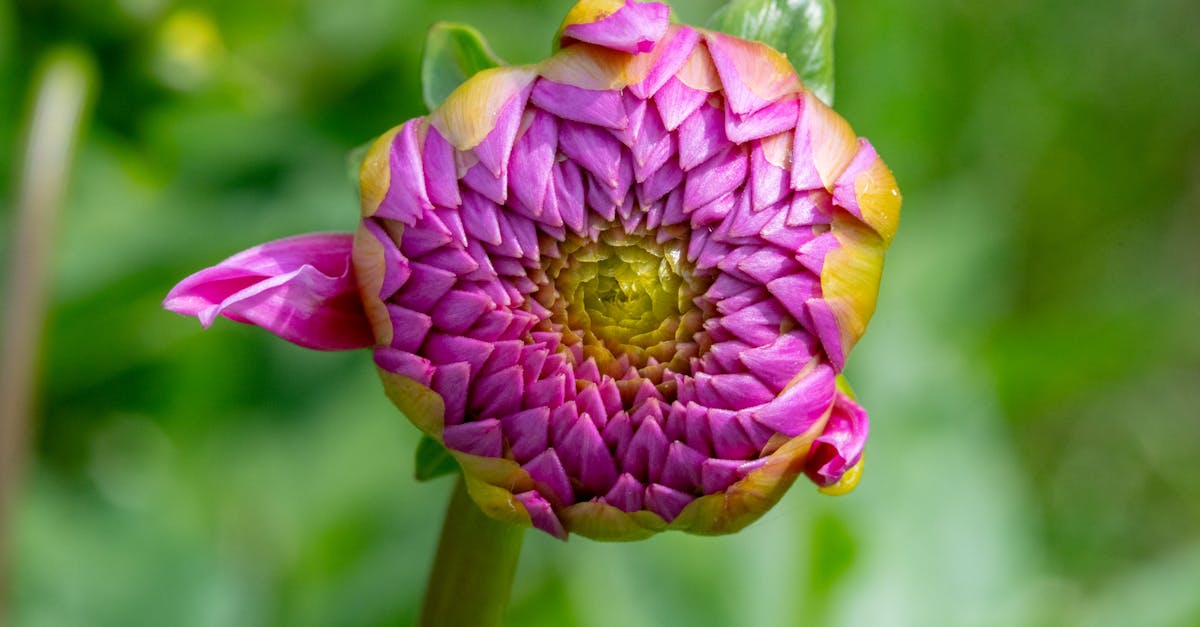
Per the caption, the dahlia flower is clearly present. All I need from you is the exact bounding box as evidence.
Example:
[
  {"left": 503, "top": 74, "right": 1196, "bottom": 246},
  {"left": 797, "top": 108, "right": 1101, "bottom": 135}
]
[{"left": 165, "top": 0, "right": 900, "bottom": 541}]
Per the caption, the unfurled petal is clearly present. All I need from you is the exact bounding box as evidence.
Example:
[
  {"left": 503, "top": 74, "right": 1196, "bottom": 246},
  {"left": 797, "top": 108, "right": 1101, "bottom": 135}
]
[{"left": 164, "top": 233, "right": 373, "bottom": 350}]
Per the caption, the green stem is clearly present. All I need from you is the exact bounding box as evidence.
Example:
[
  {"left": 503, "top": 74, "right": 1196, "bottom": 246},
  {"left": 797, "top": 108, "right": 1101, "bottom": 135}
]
[
  {"left": 419, "top": 477, "right": 524, "bottom": 627},
  {"left": 0, "top": 47, "right": 94, "bottom": 619}
]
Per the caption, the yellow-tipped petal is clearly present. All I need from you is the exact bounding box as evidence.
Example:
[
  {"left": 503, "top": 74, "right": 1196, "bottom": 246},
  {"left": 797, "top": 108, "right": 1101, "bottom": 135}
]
[
  {"left": 359, "top": 125, "right": 399, "bottom": 217},
  {"left": 560, "top": 0, "right": 626, "bottom": 31},
  {"left": 450, "top": 451, "right": 535, "bottom": 493},
  {"left": 538, "top": 43, "right": 646, "bottom": 91},
  {"left": 822, "top": 213, "right": 886, "bottom": 357},
  {"left": 818, "top": 455, "right": 863, "bottom": 496},
  {"left": 352, "top": 222, "right": 395, "bottom": 346},
  {"left": 805, "top": 90, "right": 858, "bottom": 190},
  {"left": 376, "top": 368, "right": 445, "bottom": 438},
  {"left": 462, "top": 472, "right": 534, "bottom": 527},
  {"left": 854, "top": 155, "right": 902, "bottom": 245},
  {"left": 561, "top": 501, "right": 663, "bottom": 541},
  {"left": 429, "top": 66, "right": 538, "bottom": 151}
]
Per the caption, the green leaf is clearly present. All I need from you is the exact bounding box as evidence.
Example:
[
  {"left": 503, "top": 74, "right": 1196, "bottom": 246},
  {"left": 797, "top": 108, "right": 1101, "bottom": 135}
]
[
  {"left": 415, "top": 435, "right": 459, "bottom": 482},
  {"left": 420, "top": 22, "right": 504, "bottom": 112},
  {"left": 707, "top": 0, "right": 836, "bottom": 105}
]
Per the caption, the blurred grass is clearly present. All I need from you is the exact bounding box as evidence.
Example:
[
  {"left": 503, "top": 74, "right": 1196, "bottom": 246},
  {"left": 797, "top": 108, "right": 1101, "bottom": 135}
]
[{"left": 2, "top": 0, "right": 1199, "bottom": 625}]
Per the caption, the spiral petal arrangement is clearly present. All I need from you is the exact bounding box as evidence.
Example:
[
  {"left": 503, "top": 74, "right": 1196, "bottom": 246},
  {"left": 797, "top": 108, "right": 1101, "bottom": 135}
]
[
  {"left": 354, "top": 1, "right": 900, "bottom": 540},
  {"left": 166, "top": 0, "right": 901, "bottom": 541}
]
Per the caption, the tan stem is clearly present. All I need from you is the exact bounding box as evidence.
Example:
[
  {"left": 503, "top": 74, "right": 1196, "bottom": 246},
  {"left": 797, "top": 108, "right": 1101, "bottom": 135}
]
[{"left": 0, "top": 47, "right": 93, "bottom": 618}]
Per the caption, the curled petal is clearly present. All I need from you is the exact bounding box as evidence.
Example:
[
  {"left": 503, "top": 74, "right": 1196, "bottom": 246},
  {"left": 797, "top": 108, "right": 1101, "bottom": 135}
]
[
  {"left": 559, "top": 0, "right": 670, "bottom": 54},
  {"left": 805, "top": 390, "right": 869, "bottom": 487},
  {"left": 164, "top": 233, "right": 373, "bottom": 351}
]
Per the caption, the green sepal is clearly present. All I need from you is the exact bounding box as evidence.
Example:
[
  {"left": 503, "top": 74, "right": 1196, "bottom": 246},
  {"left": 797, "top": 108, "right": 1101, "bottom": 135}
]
[
  {"left": 707, "top": 0, "right": 836, "bottom": 105},
  {"left": 420, "top": 22, "right": 505, "bottom": 112},
  {"left": 415, "top": 434, "right": 459, "bottom": 482}
]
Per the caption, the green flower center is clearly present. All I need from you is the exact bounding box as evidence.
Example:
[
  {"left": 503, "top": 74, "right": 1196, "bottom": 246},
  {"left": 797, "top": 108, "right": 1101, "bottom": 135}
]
[{"left": 539, "top": 228, "right": 708, "bottom": 385}]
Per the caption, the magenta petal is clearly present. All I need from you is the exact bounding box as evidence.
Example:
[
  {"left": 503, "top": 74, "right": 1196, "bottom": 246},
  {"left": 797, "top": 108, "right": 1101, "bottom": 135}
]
[
  {"left": 806, "top": 297, "right": 847, "bottom": 371},
  {"left": 503, "top": 407, "right": 550, "bottom": 462},
  {"left": 630, "top": 26, "right": 700, "bottom": 99},
  {"left": 659, "top": 441, "right": 705, "bottom": 491},
  {"left": 623, "top": 417, "right": 669, "bottom": 482},
  {"left": 164, "top": 233, "right": 373, "bottom": 351},
  {"left": 805, "top": 391, "right": 869, "bottom": 487},
  {"left": 531, "top": 79, "right": 627, "bottom": 129},
  {"left": 376, "top": 120, "right": 434, "bottom": 225},
  {"left": 432, "top": 361, "right": 471, "bottom": 426},
  {"left": 604, "top": 473, "right": 645, "bottom": 513},
  {"left": 559, "top": 414, "right": 618, "bottom": 495},
  {"left": 560, "top": 0, "right": 670, "bottom": 54},
  {"left": 514, "top": 490, "right": 568, "bottom": 540},
  {"left": 644, "top": 484, "right": 693, "bottom": 522},
  {"left": 443, "top": 418, "right": 503, "bottom": 457},
  {"left": 699, "top": 458, "right": 741, "bottom": 493},
  {"left": 738, "top": 331, "right": 817, "bottom": 391},
  {"left": 751, "top": 363, "right": 836, "bottom": 436},
  {"left": 725, "top": 97, "right": 799, "bottom": 144},
  {"left": 524, "top": 449, "right": 575, "bottom": 507}
]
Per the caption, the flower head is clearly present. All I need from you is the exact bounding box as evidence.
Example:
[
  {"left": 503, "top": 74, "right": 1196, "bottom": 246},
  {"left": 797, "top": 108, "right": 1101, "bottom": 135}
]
[{"left": 165, "top": 0, "right": 900, "bottom": 540}]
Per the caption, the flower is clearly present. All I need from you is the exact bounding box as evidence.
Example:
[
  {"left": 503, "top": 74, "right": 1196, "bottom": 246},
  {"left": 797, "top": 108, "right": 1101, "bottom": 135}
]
[{"left": 164, "top": 0, "right": 900, "bottom": 540}]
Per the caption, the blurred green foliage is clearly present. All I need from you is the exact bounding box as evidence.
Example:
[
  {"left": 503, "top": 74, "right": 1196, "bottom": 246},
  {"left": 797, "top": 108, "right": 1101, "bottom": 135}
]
[{"left": 2, "top": 0, "right": 1198, "bottom": 625}]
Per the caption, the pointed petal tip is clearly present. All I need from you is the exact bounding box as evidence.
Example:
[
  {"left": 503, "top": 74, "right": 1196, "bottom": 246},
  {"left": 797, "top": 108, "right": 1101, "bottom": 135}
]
[{"left": 163, "top": 233, "right": 374, "bottom": 351}]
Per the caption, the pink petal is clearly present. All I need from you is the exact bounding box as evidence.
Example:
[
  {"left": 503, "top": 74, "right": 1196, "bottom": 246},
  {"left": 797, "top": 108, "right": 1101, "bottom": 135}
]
[
  {"left": 560, "top": 0, "right": 670, "bottom": 54},
  {"left": 805, "top": 391, "right": 869, "bottom": 487},
  {"left": 750, "top": 363, "right": 836, "bottom": 436},
  {"left": 514, "top": 491, "right": 568, "bottom": 540},
  {"left": 164, "top": 233, "right": 373, "bottom": 351}
]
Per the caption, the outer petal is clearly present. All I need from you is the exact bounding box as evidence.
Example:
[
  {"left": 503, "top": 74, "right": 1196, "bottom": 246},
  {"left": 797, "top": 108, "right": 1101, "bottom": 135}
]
[
  {"left": 559, "top": 0, "right": 670, "bottom": 54},
  {"left": 834, "top": 139, "right": 902, "bottom": 244},
  {"left": 429, "top": 66, "right": 538, "bottom": 151},
  {"left": 702, "top": 29, "right": 801, "bottom": 115},
  {"left": 164, "top": 233, "right": 373, "bottom": 351},
  {"left": 805, "top": 390, "right": 869, "bottom": 487},
  {"left": 810, "top": 213, "right": 886, "bottom": 370}
]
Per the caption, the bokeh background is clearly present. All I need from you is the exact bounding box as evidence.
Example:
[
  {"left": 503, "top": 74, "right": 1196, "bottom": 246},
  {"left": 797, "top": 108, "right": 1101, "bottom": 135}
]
[{"left": 2, "top": 0, "right": 1199, "bottom": 625}]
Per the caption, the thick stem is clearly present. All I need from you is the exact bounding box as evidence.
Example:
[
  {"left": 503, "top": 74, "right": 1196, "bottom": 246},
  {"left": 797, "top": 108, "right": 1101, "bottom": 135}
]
[
  {"left": 0, "top": 48, "right": 93, "bottom": 619},
  {"left": 419, "top": 477, "right": 524, "bottom": 627}
]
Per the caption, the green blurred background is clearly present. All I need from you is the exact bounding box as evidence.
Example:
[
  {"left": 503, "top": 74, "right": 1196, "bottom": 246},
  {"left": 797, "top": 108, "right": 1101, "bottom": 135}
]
[{"left": 2, "top": 0, "right": 1198, "bottom": 625}]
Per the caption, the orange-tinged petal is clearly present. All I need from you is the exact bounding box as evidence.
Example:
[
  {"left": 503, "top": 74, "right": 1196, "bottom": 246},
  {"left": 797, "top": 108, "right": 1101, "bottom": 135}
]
[
  {"left": 429, "top": 66, "right": 538, "bottom": 151},
  {"left": 538, "top": 43, "right": 647, "bottom": 91},
  {"left": 675, "top": 41, "right": 721, "bottom": 92},
  {"left": 352, "top": 222, "right": 395, "bottom": 345},
  {"left": 760, "top": 130, "right": 793, "bottom": 169},
  {"left": 805, "top": 90, "right": 858, "bottom": 190},
  {"left": 702, "top": 29, "right": 801, "bottom": 113}
]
